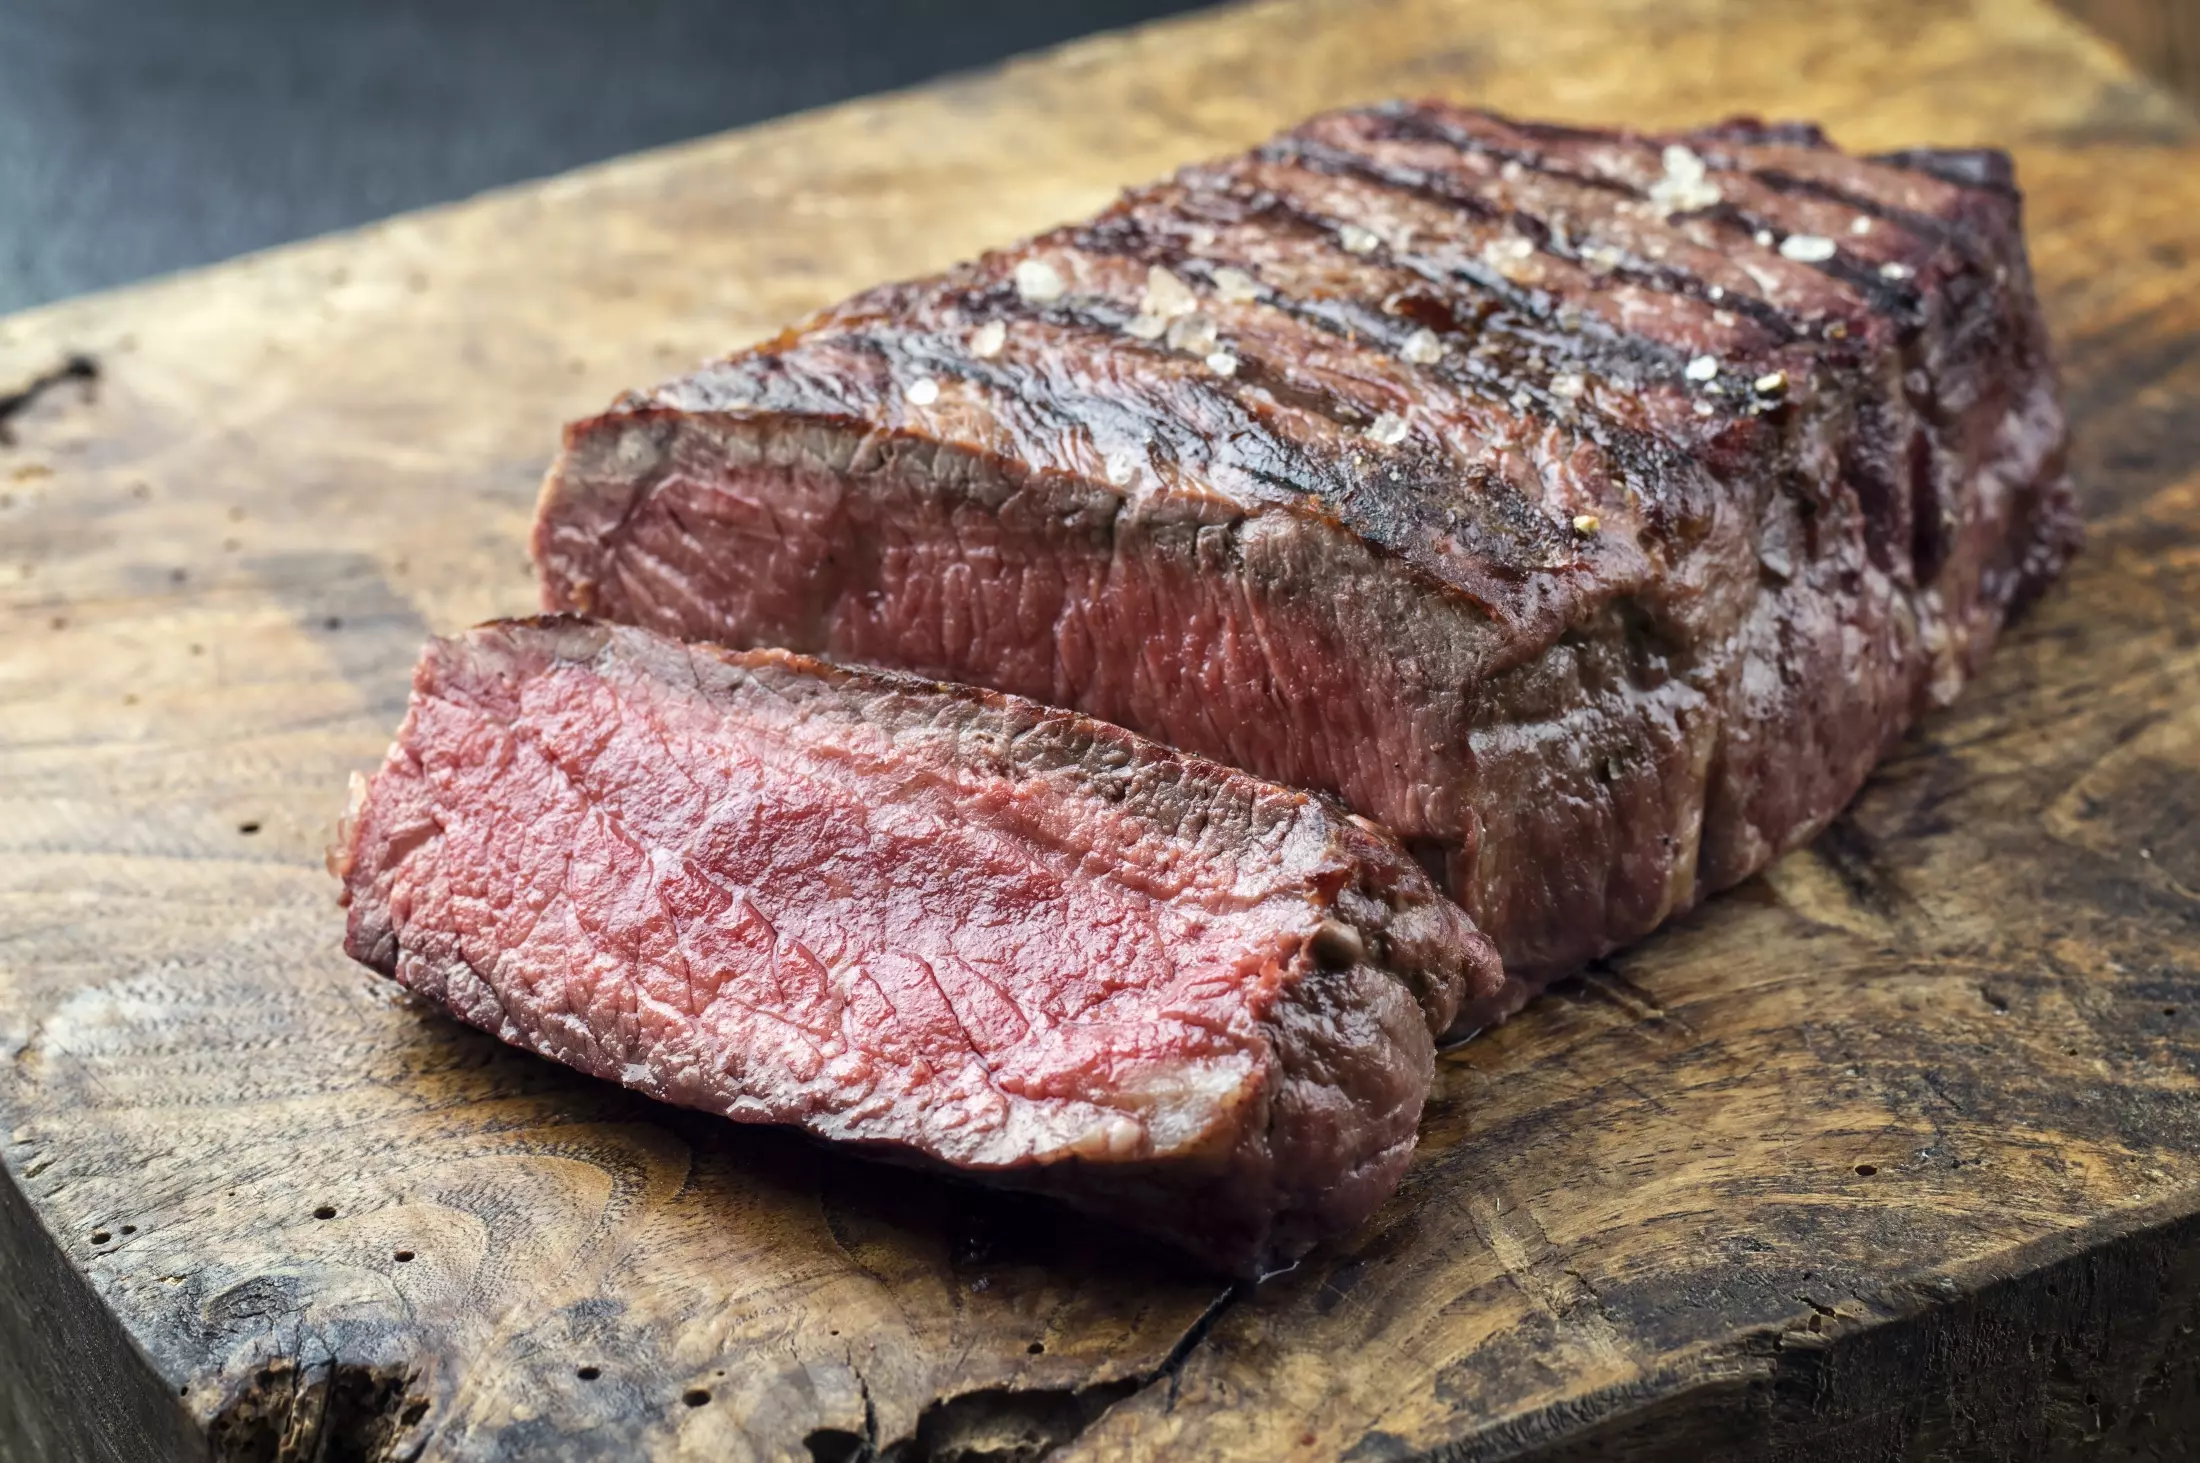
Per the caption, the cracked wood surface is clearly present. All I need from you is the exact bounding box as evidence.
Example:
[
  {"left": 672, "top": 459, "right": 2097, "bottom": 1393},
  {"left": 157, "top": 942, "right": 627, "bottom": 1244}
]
[{"left": 2, "top": 0, "right": 2199, "bottom": 1458}]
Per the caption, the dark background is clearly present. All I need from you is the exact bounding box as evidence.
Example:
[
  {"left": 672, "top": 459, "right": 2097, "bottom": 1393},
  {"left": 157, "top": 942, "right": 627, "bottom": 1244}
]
[{"left": 0, "top": 0, "right": 1213, "bottom": 315}]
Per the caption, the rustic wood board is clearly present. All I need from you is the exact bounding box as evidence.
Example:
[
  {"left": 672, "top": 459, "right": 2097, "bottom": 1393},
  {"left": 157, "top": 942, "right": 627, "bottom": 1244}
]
[{"left": 4, "top": 0, "right": 2199, "bottom": 1458}]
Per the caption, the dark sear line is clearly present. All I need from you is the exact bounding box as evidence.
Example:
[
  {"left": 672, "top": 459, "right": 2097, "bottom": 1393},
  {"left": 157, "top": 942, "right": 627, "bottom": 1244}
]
[
  {"left": 1737, "top": 166, "right": 1957, "bottom": 245},
  {"left": 1367, "top": 102, "right": 1638, "bottom": 198},
  {"left": 1069, "top": 186, "right": 1733, "bottom": 520},
  {"left": 820, "top": 313, "right": 1591, "bottom": 593},
  {"left": 1867, "top": 147, "right": 2019, "bottom": 196},
  {"left": 1318, "top": 116, "right": 1816, "bottom": 346},
  {"left": 1364, "top": 102, "right": 1928, "bottom": 327},
  {"left": 1264, "top": 136, "right": 1808, "bottom": 348},
  {"left": 1168, "top": 168, "right": 1721, "bottom": 396}
]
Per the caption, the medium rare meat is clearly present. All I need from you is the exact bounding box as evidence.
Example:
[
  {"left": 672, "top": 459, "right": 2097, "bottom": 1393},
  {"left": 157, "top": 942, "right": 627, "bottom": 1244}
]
[
  {"left": 536, "top": 104, "right": 2079, "bottom": 980},
  {"left": 335, "top": 617, "right": 1505, "bottom": 1273}
]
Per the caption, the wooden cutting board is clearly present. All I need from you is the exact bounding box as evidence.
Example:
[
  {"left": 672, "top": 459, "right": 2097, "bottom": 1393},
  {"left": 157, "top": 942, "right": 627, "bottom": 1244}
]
[{"left": 4, "top": 0, "right": 2197, "bottom": 1458}]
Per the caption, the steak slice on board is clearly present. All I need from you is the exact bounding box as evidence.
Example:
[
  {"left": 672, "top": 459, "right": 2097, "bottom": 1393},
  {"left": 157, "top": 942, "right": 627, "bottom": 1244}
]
[
  {"left": 536, "top": 103, "right": 2080, "bottom": 982},
  {"left": 335, "top": 616, "right": 1504, "bottom": 1274}
]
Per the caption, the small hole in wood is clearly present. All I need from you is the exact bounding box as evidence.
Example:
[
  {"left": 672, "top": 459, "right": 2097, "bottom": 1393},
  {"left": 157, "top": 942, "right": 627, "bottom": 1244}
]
[
  {"left": 237, "top": 821, "right": 261, "bottom": 835},
  {"left": 2166, "top": 1007, "right": 2179, "bottom": 1017},
  {"left": 313, "top": 1206, "right": 335, "bottom": 1220},
  {"left": 120, "top": 1224, "right": 135, "bottom": 1235},
  {"left": 393, "top": 1250, "right": 415, "bottom": 1263},
  {"left": 1854, "top": 1164, "right": 1878, "bottom": 1177},
  {"left": 90, "top": 1230, "right": 111, "bottom": 1244},
  {"left": 324, "top": 616, "right": 343, "bottom": 631},
  {"left": 576, "top": 1366, "right": 601, "bottom": 1382},
  {"left": 683, "top": 1388, "right": 711, "bottom": 1408},
  {"left": 1028, "top": 1342, "right": 1044, "bottom": 1355}
]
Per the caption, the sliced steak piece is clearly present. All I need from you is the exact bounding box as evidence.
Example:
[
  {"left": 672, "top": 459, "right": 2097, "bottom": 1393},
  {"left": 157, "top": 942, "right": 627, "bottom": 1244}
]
[
  {"left": 535, "top": 101, "right": 2079, "bottom": 979},
  {"left": 335, "top": 616, "right": 1506, "bottom": 1273}
]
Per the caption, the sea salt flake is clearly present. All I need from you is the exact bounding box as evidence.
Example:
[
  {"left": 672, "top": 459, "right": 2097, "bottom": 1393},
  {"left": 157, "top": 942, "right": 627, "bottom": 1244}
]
[
  {"left": 1879, "top": 261, "right": 1914, "bottom": 281},
  {"left": 1205, "top": 351, "right": 1239, "bottom": 377},
  {"left": 1104, "top": 447, "right": 1142, "bottom": 486},
  {"left": 904, "top": 377, "right": 941, "bottom": 406},
  {"left": 1339, "top": 223, "right": 1381, "bottom": 255},
  {"left": 1692, "top": 399, "right": 1716, "bottom": 417},
  {"left": 1365, "top": 412, "right": 1409, "bottom": 446},
  {"left": 1210, "top": 266, "right": 1262, "bottom": 304},
  {"left": 1014, "top": 258, "right": 1066, "bottom": 304},
  {"left": 1550, "top": 372, "right": 1585, "bottom": 399},
  {"left": 967, "top": 321, "right": 1007, "bottom": 358},
  {"left": 1753, "top": 229, "right": 1776, "bottom": 248},
  {"left": 1850, "top": 216, "right": 1875, "bottom": 236},
  {"left": 1141, "top": 265, "right": 1199, "bottom": 319},
  {"left": 1685, "top": 354, "right": 1720, "bottom": 383},
  {"left": 1779, "top": 233, "right": 1837, "bottom": 263},
  {"left": 1400, "top": 328, "right": 1444, "bottom": 365}
]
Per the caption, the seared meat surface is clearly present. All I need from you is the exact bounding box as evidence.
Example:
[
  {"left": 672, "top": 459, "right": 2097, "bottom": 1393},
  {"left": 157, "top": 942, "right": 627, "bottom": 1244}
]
[{"left": 537, "top": 103, "right": 2077, "bottom": 979}]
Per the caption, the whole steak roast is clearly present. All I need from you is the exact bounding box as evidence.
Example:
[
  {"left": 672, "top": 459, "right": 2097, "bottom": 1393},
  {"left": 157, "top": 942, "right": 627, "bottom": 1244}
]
[
  {"left": 536, "top": 103, "right": 2078, "bottom": 979},
  {"left": 336, "top": 617, "right": 1504, "bottom": 1273}
]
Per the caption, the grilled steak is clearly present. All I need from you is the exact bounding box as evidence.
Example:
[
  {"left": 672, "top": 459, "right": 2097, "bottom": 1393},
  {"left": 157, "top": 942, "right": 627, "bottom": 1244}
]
[
  {"left": 536, "top": 104, "right": 2078, "bottom": 980},
  {"left": 335, "top": 617, "right": 1505, "bottom": 1273}
]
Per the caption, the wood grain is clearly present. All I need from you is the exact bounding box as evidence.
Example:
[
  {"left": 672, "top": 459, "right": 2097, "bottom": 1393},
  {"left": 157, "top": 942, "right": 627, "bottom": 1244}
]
[
  {"left": 2057, "top": 0, "right": 2200, "bottom": 100},
  {"left": 2, "top": 0, "right": 2198, "bottom": 1458}
]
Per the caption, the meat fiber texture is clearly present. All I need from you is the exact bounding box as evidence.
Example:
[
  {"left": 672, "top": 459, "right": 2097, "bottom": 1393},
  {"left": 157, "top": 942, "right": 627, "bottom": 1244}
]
[
  {"left": 335, "top": 617, "right": 1503, "bottom": 1273},
  {"left": 536, "top": 104, "right": 2079, "bottom": 982}
]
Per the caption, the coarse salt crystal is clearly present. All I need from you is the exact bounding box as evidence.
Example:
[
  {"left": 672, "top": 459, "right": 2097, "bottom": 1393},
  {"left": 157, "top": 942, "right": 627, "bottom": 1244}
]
[
  {"left": 1124, "top": 313, "right": 1168, "bottom": 340},
  {"left": 968, "top": 320, "right": 1007, "bottom": 358},
  {"left": 1365, "top": 412, "right": 1409, "bottom": 446},
  {"left": 1166, "top": 313, "right": 1219, "bottom": 357},
  {"left": 1707, "top": 284, "right": 1725, "bottom": 300},
  {"left": 1753, "top": 370, "right": 1788, "bottom": 394},
  {"left": 1572, "top": 513, "right": 1600, "bottom": 535},
  {"left": 1583, "top": 244, "right": 1623, "bottom": 274},
  {"left": 1141, "top": 265, "right": 1199, "bottom": 319},
  {"left": 1779, "top": 233, "right": 1837, "bottom": 263},
  {"left": 1014, "top": 258, "right": 1066, "bottom": 304},
  {"left": 1879, "top": 261, "right": 1914, "bottom": 281},
  {"left": 1104, "top": 447, "right": 1142, "bottom": 486},
  {"left": 1210, "top": 266, "right": 1262, "bottom": 304},
  {"left": 1850, "top": 216, "right": 1874, "bottom": 235},
  {"left": 1692, "top": 399, "right": 1716, "bottom": 417},
  {"left": 1550, "top": 372, "right": 1585, "bottom": 399},
  {"left": 1685, "top": 354, "right": 1720, "bottom": 382},
  {"left": 1400, "top": 328, "right": 1444, "bottom": 365},
  {"left": 1205, "top": 351, "right": 1239, "bottom": 376},
  {"left": 1339, "top": 223, "right": 1381, "bottom": 255},
  {"left": 1753, "top": 229, "right": 1775, "bottom": 248},
  {"left": 1662, "top": 144, "right": 1707, "bottom": 184},
  {"left": 904, "top": 377, "right": 940, "bottom": 406},
  {"left": 1648, "top": 144, "right": 1722, "bottom": 215}
]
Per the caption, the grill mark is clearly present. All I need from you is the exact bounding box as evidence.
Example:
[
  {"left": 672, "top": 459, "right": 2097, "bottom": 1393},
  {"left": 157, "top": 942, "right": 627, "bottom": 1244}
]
[
  {"left": 1343, "top": 112, "right": 1814, "bottom": 344},
  {"left": 1071, "top": 180, "right": 1738, "bottom": 536},
  {"left": 1170, "top": 169, "right": 1752, "bottom": 406},
  {"left": 811, "top": 313, "right": 1585, "bottom": 592},
  {"left": 1738, "top": 167, "right": 1957, "bottom": 245},
  {"left": 1256, "top": 137, "right": 1803, "bottom": 348},
  {"left": 1363, "top": 102, "right": 1927, "bottom": 329}
]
